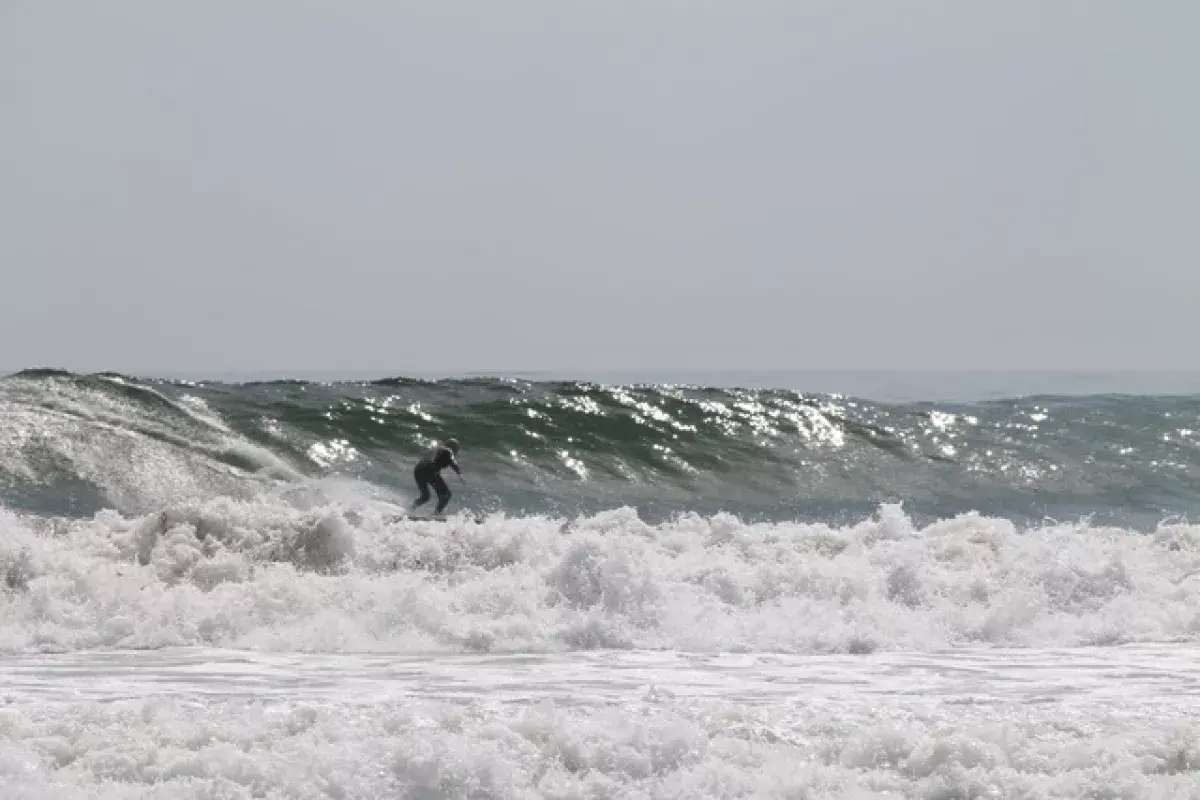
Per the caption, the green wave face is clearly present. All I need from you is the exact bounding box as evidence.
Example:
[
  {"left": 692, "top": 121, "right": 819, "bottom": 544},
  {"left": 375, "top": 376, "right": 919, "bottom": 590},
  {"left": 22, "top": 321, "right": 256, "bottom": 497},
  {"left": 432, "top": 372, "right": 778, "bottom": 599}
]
[{"left": 3, "top": 370, "right": 1199, "bottom": 527}]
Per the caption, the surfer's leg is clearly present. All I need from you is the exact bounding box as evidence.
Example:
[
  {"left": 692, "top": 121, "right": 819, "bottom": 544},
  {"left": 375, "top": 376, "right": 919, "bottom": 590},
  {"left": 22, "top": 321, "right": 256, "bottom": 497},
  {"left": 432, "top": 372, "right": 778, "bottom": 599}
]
[
  {"left": 412, "top": 467, "right": 432, "bottom": 508},
  {"left": 431, "top": 474, "right": 451, "bottom": 514}
]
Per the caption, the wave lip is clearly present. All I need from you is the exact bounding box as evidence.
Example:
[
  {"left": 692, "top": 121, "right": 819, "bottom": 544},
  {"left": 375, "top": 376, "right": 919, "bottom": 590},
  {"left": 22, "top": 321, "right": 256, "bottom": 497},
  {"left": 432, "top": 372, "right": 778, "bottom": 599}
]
[{"left": 0, "top": 371, "right": 303, "bottom": 518}]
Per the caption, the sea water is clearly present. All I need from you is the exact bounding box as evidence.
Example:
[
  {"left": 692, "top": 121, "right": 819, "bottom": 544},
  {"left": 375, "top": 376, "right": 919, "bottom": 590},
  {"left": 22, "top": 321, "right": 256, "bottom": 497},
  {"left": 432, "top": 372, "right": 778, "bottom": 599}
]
[{"left": 2, "top": 369, "right": 1199, "bottom": 797}]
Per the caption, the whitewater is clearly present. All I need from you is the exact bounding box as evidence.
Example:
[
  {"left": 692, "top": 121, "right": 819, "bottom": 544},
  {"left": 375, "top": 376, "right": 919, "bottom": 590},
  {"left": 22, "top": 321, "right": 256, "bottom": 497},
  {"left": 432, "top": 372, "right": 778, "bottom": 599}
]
[{"left": 3, "top": 371, "right": 1200, "bottom": 797}]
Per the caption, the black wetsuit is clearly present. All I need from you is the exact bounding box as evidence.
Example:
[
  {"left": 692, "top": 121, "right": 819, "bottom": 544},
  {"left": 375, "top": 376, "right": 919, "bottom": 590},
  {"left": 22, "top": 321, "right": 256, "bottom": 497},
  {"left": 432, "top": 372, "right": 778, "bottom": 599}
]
[{"left": 412, "top": 445, "right": 461, "bottom": 513}]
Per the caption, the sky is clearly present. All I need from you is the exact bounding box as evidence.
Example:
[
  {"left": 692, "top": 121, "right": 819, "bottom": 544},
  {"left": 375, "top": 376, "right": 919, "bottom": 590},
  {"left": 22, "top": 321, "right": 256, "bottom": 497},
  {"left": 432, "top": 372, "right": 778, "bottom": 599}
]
[{"left": 2, "top": 2, "right": 1197, "bottom": 376}]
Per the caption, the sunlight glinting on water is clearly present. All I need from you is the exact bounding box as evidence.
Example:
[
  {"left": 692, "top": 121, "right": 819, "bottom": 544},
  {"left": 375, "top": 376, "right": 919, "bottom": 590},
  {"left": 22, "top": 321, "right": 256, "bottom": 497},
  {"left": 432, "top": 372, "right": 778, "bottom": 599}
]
[{"left": 307, "top": 439, "right": 360, "bottom": 468}]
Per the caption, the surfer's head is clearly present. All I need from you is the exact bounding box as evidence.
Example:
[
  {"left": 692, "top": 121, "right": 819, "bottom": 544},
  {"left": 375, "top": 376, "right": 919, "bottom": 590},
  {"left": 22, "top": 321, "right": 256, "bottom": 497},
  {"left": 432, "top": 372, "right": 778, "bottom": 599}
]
[{"left": 443, "top": 438, "right": 460, "bottom": 454}]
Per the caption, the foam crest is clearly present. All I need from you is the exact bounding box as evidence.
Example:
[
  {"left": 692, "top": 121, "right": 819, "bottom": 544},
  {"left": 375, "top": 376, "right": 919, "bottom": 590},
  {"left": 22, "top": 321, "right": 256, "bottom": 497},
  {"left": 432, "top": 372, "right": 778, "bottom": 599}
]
[{"left": 3, "top": 501, "right": 1200, "bottom": 656}]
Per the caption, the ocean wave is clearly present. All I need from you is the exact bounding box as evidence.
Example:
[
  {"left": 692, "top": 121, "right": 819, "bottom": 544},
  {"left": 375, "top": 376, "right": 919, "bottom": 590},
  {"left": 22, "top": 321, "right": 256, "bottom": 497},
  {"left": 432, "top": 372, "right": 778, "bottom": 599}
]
[{"left": 3, "top": 369, "right": 1200, "bottom": 526}]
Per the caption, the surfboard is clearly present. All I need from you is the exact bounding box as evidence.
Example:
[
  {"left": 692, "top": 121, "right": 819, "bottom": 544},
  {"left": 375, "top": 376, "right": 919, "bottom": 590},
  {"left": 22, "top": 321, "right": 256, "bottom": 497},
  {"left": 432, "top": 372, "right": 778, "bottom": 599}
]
[{"left": 406, "top": 514, "right": 486, "bottom": 524}]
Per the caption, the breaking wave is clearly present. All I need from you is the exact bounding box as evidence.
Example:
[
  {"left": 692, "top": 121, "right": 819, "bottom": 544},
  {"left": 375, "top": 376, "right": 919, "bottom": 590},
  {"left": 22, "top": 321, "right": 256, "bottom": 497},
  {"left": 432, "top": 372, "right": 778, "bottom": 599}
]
[{"left": 2, "top": 369, "right": 1200, "bottom": 527}]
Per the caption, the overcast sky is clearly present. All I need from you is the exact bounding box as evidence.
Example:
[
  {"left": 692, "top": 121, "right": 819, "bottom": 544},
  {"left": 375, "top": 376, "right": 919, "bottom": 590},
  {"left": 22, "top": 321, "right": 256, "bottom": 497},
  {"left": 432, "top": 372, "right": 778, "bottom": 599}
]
[{"left": 2, "top": 2, "right": 1196, "bottom": 376}]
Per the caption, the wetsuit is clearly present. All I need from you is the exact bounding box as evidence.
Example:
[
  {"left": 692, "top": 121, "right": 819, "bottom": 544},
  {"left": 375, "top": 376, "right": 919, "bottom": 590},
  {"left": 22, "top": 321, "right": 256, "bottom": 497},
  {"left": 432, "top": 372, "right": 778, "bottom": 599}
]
[{"left": 412, "top": 445, "right": 461, "bottom": 514}]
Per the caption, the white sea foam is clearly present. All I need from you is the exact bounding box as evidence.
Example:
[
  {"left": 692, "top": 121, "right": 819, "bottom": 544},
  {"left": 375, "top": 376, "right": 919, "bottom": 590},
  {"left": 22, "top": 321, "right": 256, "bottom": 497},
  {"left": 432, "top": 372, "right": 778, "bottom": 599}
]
[
  {"left": 1, "top": 647, "right": 1199, "bottom": 798},
  {"left": 4, "top": 498, "right": 1200, "bottom": 797},
  {"left": 3, "top": 498, "right": 1200, "bottom": 657}
]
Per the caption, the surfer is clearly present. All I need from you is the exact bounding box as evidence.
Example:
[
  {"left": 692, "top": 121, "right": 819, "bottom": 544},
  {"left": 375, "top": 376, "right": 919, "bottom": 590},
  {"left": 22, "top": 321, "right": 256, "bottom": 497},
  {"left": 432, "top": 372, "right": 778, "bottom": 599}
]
[{"left": 412, "top": 438, "right": 462, "bottom": 514}]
